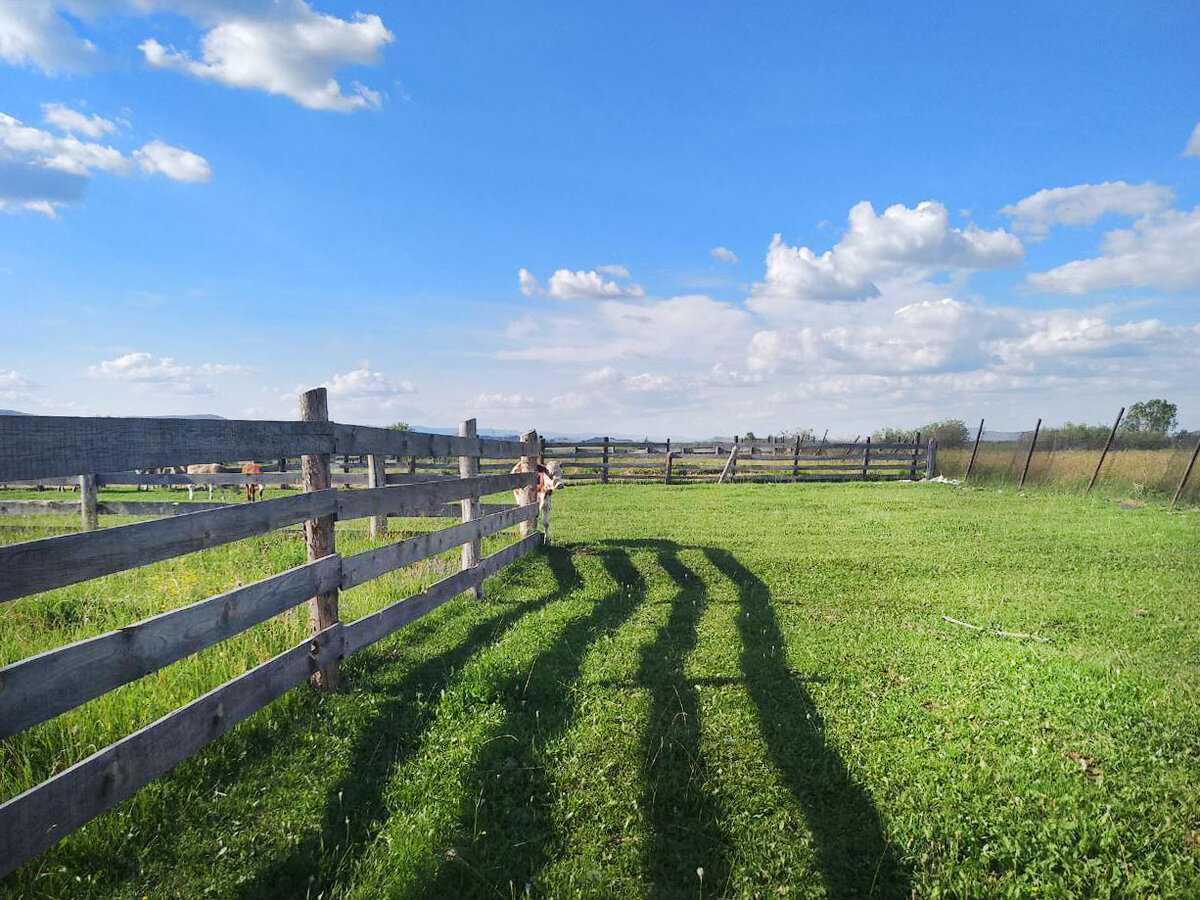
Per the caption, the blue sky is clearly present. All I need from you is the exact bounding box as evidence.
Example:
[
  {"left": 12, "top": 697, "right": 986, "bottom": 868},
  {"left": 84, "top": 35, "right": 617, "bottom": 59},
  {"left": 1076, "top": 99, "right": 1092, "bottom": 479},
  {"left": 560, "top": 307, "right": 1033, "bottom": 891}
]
[{"left": 1, "top": 1, "right": 1198, "bottom": 437}]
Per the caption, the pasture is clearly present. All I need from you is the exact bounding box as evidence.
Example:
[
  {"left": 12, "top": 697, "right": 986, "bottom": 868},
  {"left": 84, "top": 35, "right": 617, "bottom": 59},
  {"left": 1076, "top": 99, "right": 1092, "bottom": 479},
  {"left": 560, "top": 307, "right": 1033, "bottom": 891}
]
[{"left": 2, "top": 481, "right": 1198, "bottom": 898}]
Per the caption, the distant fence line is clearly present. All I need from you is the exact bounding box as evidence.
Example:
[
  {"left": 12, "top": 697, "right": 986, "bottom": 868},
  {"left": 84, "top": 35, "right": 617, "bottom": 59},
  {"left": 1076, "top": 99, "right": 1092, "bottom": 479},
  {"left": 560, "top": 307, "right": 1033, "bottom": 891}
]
[
  {"left": 0, "top": 393, "right": 547, "bottom": 877},
  {"left": 937, "top": 413, "right": 1200, "bottom": 507},
  {"left": 542, "top": 435, "right": 936, "bottom": 484}
]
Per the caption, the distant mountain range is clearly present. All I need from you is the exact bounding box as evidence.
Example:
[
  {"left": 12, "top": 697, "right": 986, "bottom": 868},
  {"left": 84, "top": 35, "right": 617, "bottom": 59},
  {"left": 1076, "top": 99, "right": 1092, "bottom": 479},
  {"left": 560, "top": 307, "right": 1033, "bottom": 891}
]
[{"left": 0, "top": 409, "right": 31, "bottom": 416}]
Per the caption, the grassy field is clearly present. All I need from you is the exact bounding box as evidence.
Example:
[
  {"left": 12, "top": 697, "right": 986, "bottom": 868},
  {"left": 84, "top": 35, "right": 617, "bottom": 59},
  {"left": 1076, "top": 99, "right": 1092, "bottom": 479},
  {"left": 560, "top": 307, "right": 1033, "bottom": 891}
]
[{"left": 2, "top": 481, "right": 1199, "bottom": 898}]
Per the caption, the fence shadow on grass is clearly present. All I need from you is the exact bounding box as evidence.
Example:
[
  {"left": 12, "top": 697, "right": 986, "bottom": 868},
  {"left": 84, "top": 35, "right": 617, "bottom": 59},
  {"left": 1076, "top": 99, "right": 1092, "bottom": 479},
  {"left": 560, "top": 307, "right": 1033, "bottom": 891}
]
[
  {"left": 229, "top": 545, "right": 584, "bottom": 900},
  {"left": 702, "top": 547, "right": 912, "bottom": 900},
  {"left": 417, "top": 545, "right": 648, "bottom": 897}
]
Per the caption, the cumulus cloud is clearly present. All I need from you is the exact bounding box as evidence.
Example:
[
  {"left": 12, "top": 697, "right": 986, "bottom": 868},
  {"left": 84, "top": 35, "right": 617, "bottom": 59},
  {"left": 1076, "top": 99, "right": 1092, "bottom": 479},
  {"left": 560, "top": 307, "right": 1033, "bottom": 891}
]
[
  {"left": 1001, "top": 181, "right": 1174, "bottom": 234},
  {"left": 748, "top": 200, "right": 1022, "bottom": 311},
  {"left": 469, "top": 392, "right": 538, "bottom": 410},
  {"left": 0, "top": 110, "right": 209, "bottom": 214},
  {"left": 1184, "top": 123, "right": 1200, "bottom": 158},
  {"left": 86, "top": 351, "right": 235, "bottom": 394},
  {"left": 1026, "top": 207, "right": 1200, "bottom": 293},
  {"left": 0, "top": 2, "right": 393, "bottom": 112},
  {"left": 499, "top": 293, "right": 752, "bottom": 364},
  {"left": 622, "top": 372, "right": 674, "bottom": 392},
  {"left": 580, "top": 365, "right": 619, "bottom": 386},
  {"left": 518, "top": 265, "right": 645, "bottom": 300},
  {"left": 0, "top": 367, "right": 34, "bottom": 402},
  {"left": 987, "top": 315, "right": 1169, "bottom": 363},
  {"left": 0, "top": 0, "right": 98, "bottom": 71},
  {"left": 322, "top": 365, "right": 414, "bottom": 399},
  {"left": 140, "top": 7, "right": 392, "bottom": 112},
  {"left": 42, "top": 101, "right": 119, "bottom": 138},
  {"left": 710, "top": 246, "right": 739, "bottom": 264},
  {"left": 133, "top": 139, "right": 211, "bottom": 182}
]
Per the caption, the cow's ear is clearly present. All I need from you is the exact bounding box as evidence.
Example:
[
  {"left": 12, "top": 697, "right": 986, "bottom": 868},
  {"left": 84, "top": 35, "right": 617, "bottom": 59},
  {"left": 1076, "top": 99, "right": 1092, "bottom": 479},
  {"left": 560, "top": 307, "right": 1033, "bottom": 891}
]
[{"left": 537, "top": 464, "right": 549, "bottom": 475}]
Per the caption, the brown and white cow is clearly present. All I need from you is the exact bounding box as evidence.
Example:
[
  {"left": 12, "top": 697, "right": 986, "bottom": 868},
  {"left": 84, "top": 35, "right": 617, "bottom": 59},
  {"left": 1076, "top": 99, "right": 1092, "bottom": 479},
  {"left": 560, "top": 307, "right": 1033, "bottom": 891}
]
[
  {"left": 240, "top": 462, "right": 264, "bottom": 502},
  {"left": 184, "top": 463, "right": 223, "bottom": 500},
  {"left": 510, "top": 458, "right": 564, "bottom": 543}
]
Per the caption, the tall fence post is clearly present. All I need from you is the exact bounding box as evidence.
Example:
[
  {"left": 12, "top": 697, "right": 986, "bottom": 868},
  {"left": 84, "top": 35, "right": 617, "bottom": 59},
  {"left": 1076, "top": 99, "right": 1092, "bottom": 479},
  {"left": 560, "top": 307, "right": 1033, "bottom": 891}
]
[
  {"left": 459, "top": 418, "right": 483, "bottom": 596},
  {"left": 792, "top": 433, "right": 801, "bottom": 479},
  {"left": 664, "top": 438, "right": 671, "bottom": 482},
  {"left": 518, "top": 429, "right": 540, "bottom": 538},
  {"left": 1170, "top": 433, "right": 1200, "bottom": 509},
  {"left": 1086, "top": 407, "right": 1124, "bottom": 494},
  {"left": 719, "top": 438, "right": 739, "bottom": 483},
  {"left": 367, "top": 453, "right": 386, "bottom": 538},
  {"left": 601, "top": 436, "right": 610, "bottom": 484},
  {"left": 79, "top": 474, "right": 98, "bottom": 531},
  {"left": 925, "top": 438, "right": 938, "bottom": 479},
  {"left": 1018, "top": 418, "right": 1041, "bottom": 490},
  {"left": 909, "top": 432, "right": 921, "bottom": 480},
  {"left": 965, "top": 419, "right": 984, "bottom": 480},
  {"left": 862, "top": 436, "right": 871, "bottom": 481},
  {"left": 299, "top": 387, "right": 339, "bottom": 691}
]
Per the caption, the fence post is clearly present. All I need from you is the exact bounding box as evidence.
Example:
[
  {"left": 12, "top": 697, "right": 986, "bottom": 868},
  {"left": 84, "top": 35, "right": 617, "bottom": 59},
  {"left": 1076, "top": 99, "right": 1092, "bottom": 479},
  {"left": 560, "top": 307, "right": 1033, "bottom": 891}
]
[
  {"left": 719, "top": 439, "right": 739, "bottom": 483},
  {"left": 299, "top": 387, "right": 339, "bottom": 691},
  {"left": 459, "top": 418, "right": 483, "bottom": 596},
  {"left": 925, "top": 438, "right": 938, "bottom": 479},
  {"left": 862, "top": 436, "right": 871, "bottom": 481},
  {"left": 518, "top": 429, "right": 540, "bottom": 538},
  {"left": 792, "top": 434, "right": 801, "bottom": 479},
  {"left": 1086, "top": 407, "right": 1124, "bottom": 494},
  {"left": 909, "top": 432, "right": 921, "bottom": 480},
  {"left": 601, "top": 436, "right": 610, "bottom": 484},
  {"left": 79, "top": 474, "right": 98, "bottom": 531},
  {"left": 1170, "top": 433, "right": 1200, "bottom": 509},
  {"left": 1018, "top": 418, "right": 1041, "bottom": 490},
  {"left": 664, "top": 439, "right": 672, "bottom": 482},
  {"left": 367, "top": 453, "right": 386, "bottom": 538},
  {"left": 965, "top": 419, "right": 984, "bottom": 480},
  {"left": 407, "top": 455, "right": 416, "bottom": 475}
]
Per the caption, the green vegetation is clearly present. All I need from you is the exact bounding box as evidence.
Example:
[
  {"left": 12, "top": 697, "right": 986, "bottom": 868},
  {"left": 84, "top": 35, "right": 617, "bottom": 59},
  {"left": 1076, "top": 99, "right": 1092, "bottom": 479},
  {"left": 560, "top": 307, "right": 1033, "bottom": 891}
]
[
  {"left": 2, "top": 482, "right": 1199, "bottom": 898},
  {"left": 873, "top": 419, "right": 969, "bottom": 448},
  {"left": 1123, "top": 399, "right": 1178, "bottom": 436}
]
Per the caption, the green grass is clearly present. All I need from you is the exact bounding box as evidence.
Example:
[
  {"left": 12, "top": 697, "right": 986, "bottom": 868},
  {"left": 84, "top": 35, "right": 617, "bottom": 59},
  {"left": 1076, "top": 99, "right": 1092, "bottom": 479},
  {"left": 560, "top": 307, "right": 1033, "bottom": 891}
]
[{"left": 2, "top": 482, "right": 1199, "bottom": 898}]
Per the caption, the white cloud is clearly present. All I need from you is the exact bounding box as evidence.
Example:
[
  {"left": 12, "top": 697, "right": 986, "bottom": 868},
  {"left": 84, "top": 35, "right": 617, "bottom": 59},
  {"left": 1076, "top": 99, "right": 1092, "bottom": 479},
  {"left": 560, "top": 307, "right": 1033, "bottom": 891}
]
[
  {"left": 0, "top": 110, "right": 209, "bottom": 214},
  {"left": 518, "top": 265, "right": 645, "bottom": 300},
  {"left": 86, "top": 351, "right": 216, "bottom": 395},
  {"left": 0, "top": 2, "right": 393, "bottom": 112},
  {"left": 517, "top": 268, "right": 540, "bottom": 297},
  {"left": 1026, "top": 207, "right": 1200, "bottom": 293},
  {"left": 1184, "top": 123, "right": 1200, "bottom": 158},
  {"left": 580, "top": 365, "right": 619, "bottom": 386},
  {"left": 42, "top": 102, "right": 118, "bottom": 138},
  {"left": 469, "top": 392, "right": 538, "bottom": 410},
  {"left": 133, "top": 139, "right": 211, "bottom": 182},
  {"left": 0, "top": 367, "right": 34, "bottom": 402},
  {"left": 322, "top": 366, "right": 414, "bottom": 399},
  {"left": 622, "top": 372, "right": 674, "bottom": 392},
  {"left": 0, "top": 0, "right": 98, "bottom": 71},
  {"left": 1001, "top": 181, "right": 1174, "bottom": 234},
  {"left": 499, "top": 293, "right": 752, "bottom": 364},
  {"left": 987, "top": 315, "right": 1170, "bottom": 363},
  {"left": 197, "top": 362, "right": 255, "bottom": 375},
  {"left": 710, "top": 246, "right": 739, "bottom": 264},
  {"left": 139, "top": 5, "right": 392, "bottom": 112},
  {"left": 748, "top": 200, "right": 1022, "bottom": 311}
]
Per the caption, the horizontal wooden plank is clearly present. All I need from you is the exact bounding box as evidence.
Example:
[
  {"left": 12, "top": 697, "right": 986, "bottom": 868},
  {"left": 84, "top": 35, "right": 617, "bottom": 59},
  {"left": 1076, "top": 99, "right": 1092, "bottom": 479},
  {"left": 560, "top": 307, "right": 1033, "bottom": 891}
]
[
  {"left": 0, "top": 557, "right": 340, "bottom": 740},
  {"left": 343, "top": 532, "right": 542, "bottom": 654},
  {"left": 0, "top": 415, "right": 335, "bottom": 482},
  {"left": 0, "top": 623, "right": 344, "bottom": 879},
  {"left": 331, "top": 424, "right": 535, "bottom": 460},
  {"left": 336, "top": 472, "right": 534, "bottom": 521},
  {"left": 0, "top": 500, "right": 235, "bottom": 516},
  {"left": 341, "top": 504, "right": 537, "bottom": 589},
  {"left": 0, "top": 491, "right": 337, "bottom": 605}
]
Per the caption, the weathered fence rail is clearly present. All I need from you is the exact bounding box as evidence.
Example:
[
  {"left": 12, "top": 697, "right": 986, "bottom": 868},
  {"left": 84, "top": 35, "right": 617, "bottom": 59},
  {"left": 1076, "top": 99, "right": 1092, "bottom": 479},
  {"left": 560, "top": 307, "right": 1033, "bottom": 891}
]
[{"left": 0, "top": 394, "right": 545, "bottom": 877}]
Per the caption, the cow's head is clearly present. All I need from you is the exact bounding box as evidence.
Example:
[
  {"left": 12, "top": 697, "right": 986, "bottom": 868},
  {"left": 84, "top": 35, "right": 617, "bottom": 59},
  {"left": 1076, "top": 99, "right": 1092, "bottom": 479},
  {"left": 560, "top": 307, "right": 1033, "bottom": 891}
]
[{"left": 537, "top": 460, "right": 565, "bottom": 494}]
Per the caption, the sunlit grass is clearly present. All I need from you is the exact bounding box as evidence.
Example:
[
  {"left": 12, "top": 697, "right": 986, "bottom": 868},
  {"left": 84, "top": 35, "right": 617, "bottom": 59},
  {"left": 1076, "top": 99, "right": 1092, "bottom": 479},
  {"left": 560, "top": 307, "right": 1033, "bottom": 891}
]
[{"left": 1, "top": 481, "right": 1198, "bottom": 898}]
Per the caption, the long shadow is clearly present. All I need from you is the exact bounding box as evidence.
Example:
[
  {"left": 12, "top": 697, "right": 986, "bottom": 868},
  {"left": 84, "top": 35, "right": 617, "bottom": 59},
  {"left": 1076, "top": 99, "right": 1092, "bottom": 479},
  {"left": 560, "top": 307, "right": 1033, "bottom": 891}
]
[
  {"left": 418, "top": 546, "right": 647, "bottom": 897},
  {"left": 635, "top": 543, "right": 730, "bottom": 896},
  {"left": 703, "top": 547, "right": 912, "bottom": 899},
  {"left": 232, "top": 545, "right": 583, "bottom": 899}
]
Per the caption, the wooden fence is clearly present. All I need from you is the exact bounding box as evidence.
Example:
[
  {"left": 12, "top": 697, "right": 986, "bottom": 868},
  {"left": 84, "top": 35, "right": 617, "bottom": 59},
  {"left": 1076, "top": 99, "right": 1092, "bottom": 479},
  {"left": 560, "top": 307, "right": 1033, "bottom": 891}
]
[
  {"left": 0, "top": 391, "right": 545, "bottom": 877},
  {"left": 542, "top": 436, "right": 937, "bottom": 484}
]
